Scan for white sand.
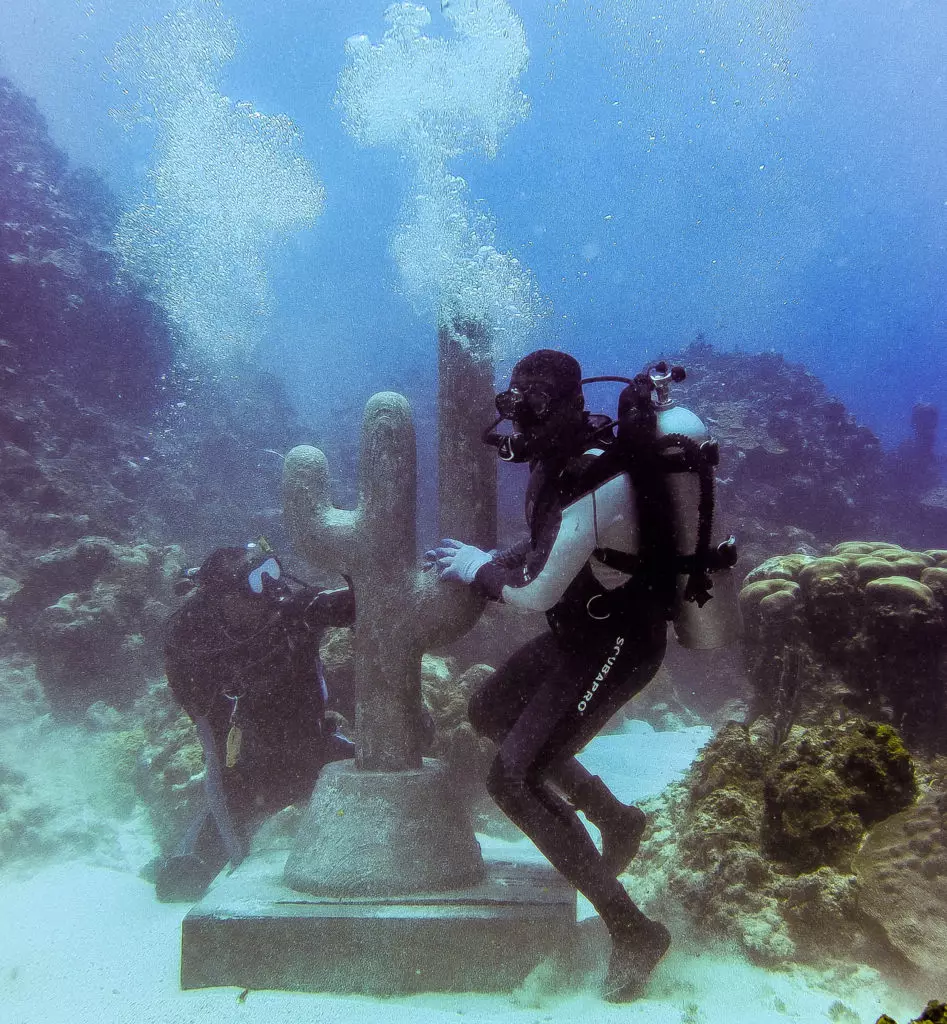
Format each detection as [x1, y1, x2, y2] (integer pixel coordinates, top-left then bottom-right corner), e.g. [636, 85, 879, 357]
[0, 721, 926, 1024]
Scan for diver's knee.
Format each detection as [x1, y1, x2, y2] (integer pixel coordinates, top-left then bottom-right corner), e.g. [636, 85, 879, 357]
[486, 756, 529, 806]
[485, 756, 512, 802]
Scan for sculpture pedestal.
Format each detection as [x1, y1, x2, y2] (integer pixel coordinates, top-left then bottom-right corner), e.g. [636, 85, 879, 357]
[180, 848, 578, 994]
[284, 759, 486, 896]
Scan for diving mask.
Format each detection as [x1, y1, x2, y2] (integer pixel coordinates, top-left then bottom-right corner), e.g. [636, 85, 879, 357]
[246, 556, 281, 595]
[494, 385, 555, 423]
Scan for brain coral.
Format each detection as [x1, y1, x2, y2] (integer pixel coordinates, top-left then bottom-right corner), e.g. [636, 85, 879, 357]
[854, 788, 947, 988]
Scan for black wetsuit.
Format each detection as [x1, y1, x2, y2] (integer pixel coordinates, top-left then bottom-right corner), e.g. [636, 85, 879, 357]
[468, 435, 667, 922]
[162, 585, 355, 881]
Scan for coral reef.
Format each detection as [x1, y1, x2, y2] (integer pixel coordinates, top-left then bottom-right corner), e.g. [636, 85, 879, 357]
[628, 716, 917, 968]
[740, 541, 947, 751]
[763, 719, 916, 873]
[131, 680, 203, 854]
[626, 539, 947, 978]
[4, 537, 185, 714]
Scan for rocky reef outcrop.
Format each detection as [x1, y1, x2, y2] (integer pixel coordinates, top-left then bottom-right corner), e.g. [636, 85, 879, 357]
[4, 537, 185, 715]
[630, 715, 917, 967]
[628, 539, 947, 985]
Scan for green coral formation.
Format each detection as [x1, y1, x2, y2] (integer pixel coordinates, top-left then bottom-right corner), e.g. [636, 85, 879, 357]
[763, 719, 917, 872]
[628, 540, 946, 975]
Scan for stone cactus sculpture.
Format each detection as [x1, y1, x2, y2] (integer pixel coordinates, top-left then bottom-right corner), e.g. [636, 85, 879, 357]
[281, 321, 496, 895]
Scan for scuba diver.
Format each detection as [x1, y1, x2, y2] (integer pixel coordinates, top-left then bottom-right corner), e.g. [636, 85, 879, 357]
[426, 349, 738, 1002]
[153, 539, 355, 902]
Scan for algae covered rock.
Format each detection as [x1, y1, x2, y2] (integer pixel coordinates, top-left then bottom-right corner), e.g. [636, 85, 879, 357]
[627, 715, 918, 969]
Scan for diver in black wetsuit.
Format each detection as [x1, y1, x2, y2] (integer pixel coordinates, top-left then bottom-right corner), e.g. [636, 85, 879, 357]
[426, 350, 672, 1002]
[153, 541, 355, 902]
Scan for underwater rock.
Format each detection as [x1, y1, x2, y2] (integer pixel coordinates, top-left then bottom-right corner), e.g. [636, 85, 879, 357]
[5, 537, 185, 715]
[740, 542, 947, 752]
[854, 789, 947, 988]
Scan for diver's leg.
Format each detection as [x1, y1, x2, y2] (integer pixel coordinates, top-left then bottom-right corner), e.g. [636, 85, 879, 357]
[467, 632, 559, 744]
[549, 619, 666, 875]
[154, 713, 248, 902]
[195, 715, 245, 866]
[487, 620, 670, 1001]
[551, 761, 647, 876]
[153, 793, 228, 903]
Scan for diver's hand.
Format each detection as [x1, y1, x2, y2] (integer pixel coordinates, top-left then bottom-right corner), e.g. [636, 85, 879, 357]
[424, 538, 492, 584]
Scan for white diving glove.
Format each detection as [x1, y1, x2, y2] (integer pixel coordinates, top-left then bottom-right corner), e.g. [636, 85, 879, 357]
[424, 538, 492, 585]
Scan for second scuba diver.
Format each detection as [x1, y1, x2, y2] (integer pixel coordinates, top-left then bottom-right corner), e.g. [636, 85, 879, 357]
[153, 540, 355, 902]
[426, 348, 737, 1002]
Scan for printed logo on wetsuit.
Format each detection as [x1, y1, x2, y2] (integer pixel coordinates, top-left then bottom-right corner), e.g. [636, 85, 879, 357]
[577, 636, 625, 714]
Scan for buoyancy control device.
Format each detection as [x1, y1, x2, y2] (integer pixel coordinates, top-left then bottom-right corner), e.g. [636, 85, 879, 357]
[584, 361, 742, 650]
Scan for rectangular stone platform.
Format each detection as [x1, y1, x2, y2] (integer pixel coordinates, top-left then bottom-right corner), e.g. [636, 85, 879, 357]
[181, 849, 578, 994]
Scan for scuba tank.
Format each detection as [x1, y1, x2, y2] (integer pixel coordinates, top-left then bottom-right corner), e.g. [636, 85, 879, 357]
[585, 362, 742, 650]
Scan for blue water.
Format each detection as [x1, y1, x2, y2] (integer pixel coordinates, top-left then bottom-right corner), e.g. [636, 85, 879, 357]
[0, 0, 943, 444]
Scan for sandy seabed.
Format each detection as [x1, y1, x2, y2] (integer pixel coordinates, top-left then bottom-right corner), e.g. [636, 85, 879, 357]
[0, 721, 928, 1024]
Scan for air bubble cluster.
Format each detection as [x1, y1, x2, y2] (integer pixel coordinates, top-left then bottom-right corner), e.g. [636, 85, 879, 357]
[111, 2, 324, 362]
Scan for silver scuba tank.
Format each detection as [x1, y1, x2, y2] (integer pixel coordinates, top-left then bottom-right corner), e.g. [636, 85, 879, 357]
[649, 365, 743, 650]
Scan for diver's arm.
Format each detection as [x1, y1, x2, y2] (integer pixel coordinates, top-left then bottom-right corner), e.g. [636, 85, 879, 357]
[489, 537, 531, 569]
[303, 585, 356, 629]
[474, 472, 632, 612]
[284, 584, 356, 630]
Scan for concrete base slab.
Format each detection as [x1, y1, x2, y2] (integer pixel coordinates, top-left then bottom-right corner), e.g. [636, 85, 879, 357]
[181, 849, 578, 994]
